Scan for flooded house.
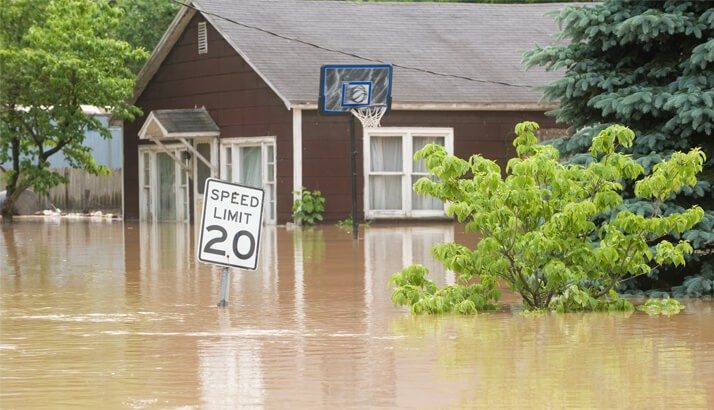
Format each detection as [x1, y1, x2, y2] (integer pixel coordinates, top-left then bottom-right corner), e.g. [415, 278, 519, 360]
[123, 0, 565, 224]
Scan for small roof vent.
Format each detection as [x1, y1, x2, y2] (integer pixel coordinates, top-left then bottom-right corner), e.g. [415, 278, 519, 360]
[197, 21, 208, 54]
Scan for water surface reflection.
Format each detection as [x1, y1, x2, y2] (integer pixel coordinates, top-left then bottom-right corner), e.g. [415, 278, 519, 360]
[1, 221, 713, 408]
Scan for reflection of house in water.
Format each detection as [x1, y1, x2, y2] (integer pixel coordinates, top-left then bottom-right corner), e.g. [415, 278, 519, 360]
[199, 317, 265, 408]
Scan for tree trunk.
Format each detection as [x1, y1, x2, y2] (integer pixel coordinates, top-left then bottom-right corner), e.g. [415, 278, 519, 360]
[1, 208, 13, 223]
[1, 185, 21, 223]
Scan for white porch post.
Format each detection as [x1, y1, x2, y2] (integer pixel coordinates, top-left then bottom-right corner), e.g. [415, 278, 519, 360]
[292, 108, 303, 202]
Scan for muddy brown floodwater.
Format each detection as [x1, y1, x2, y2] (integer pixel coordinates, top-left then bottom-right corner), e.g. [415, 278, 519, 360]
[1, 220, 713, 409]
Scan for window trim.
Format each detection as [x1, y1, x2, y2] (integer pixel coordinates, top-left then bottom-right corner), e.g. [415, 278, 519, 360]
[363, 127, 454, 219]
[219, 136, 277, 224]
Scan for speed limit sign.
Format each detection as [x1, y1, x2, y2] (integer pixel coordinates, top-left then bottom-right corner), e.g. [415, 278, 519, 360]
[197, 178, 264, 270]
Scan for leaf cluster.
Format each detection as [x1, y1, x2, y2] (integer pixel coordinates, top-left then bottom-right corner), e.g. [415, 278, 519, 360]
[292, 188, 326, 225]
[389, 264, 500, 315]
[637, 297, 685, 316]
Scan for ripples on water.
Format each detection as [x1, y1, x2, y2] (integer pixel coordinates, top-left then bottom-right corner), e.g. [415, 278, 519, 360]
[1, 221, 713, 408]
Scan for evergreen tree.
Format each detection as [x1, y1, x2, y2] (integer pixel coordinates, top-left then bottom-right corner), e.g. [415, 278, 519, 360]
[524, 0, 714, 297]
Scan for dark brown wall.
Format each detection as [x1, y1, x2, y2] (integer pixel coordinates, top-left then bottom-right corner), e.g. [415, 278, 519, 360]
[302, 110, 560, 222]
[123, 14, 293, 222]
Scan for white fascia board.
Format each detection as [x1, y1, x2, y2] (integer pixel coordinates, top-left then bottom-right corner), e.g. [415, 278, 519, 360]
[131, 6, 197, 104]
[290, 101, 559, 111]
[200, 12, 293, 111]
[165, 131, 220, 138]
[138, 111, 160, 140]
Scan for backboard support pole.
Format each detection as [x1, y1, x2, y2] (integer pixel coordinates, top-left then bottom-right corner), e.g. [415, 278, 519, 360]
[217, 266, 231, 307]
[349, 115, 358, 240]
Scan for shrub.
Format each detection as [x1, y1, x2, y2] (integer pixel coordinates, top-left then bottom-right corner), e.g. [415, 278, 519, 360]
[390, 122, 704, 313]
[292, 188, 325, 225]
[637, 298, 685, 316]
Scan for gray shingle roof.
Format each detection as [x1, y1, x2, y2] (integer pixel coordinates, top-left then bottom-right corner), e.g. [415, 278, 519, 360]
[190, 0, 568, 107]
[153, 108, 219, 134]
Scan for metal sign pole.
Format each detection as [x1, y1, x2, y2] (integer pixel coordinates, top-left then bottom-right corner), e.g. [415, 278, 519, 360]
[349, 115, 358, 240]
[217, 266, 231, 307]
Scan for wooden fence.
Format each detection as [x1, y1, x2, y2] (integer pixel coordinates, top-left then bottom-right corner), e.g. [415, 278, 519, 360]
[1, 168, 122, 213]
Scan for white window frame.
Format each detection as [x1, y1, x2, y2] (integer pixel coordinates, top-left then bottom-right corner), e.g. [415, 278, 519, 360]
[363, 127, 454, 219]
[219, 137, 277, 225]
[138, 144, 190, 222]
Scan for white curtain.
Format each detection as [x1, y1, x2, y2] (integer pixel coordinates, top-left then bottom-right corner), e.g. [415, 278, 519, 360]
[412, 137, 444, 210]
[370, 137, 402, 209]
[240, 146, 262, 188]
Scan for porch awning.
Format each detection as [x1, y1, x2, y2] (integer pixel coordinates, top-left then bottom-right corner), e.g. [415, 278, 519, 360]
[138, 108, 220, 140]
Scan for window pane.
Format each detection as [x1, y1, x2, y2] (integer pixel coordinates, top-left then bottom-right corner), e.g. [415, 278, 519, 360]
[240, 146, 262, 188]
[143, 153, 150, 186]
[143, 187, 151, 220]
[370, 137, 402, 172]
[268, 145, 274, 162]
[369, 175, 402, 209]
[196, 143, 211, 194]
[412, 175, 443, 210]
[224, 147, 232, 181]
[413, 136, 444, 173]
[267, 184, 275, 221]
[157, 152, 176, 220]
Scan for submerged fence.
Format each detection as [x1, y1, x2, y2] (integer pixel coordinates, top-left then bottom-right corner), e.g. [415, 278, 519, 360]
[1, 168, 122, 213]
[47, 168, 123, 213]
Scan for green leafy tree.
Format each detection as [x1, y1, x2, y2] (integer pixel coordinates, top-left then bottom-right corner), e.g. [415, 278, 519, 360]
[391, 122, 704, 313]
[113, 0, 180, 73]
[0, 0, 147, 221]
[524, 0, 714, 295]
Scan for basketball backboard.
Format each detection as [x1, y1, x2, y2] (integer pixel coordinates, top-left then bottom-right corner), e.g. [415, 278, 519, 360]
[319, 64, 393, 114]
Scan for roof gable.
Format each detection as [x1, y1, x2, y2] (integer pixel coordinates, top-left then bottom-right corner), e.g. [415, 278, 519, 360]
[138, 108, 220, 139]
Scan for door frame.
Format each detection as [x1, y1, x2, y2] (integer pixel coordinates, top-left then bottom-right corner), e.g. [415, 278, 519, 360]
[138, 144, 190, 222]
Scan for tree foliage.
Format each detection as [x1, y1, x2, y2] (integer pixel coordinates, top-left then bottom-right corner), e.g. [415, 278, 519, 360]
[112, 0, 180, 73]
[390, 122, 704, 312]
[0, 0, 147, 219]
[524, 0, 714, 295]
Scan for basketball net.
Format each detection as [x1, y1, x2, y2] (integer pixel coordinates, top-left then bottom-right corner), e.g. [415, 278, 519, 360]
[350, 106, 386, 128]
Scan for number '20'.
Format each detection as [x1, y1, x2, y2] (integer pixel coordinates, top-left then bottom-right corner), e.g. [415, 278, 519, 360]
[203, 225, 256, 260]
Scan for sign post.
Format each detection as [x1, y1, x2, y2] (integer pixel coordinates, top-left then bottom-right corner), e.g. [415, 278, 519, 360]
[197, 178, 265, 307]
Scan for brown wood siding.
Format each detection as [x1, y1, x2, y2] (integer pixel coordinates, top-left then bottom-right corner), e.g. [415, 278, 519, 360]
[123, 15, 293, 222]
[302, 110, 561, 222]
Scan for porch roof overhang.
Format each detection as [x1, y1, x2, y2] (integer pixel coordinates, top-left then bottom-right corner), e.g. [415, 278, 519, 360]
[138, 108, 220, 140]
[139, 108, 220, 175]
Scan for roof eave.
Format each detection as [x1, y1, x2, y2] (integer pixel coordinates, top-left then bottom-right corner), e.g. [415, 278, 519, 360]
[290, 101, 559, 112]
